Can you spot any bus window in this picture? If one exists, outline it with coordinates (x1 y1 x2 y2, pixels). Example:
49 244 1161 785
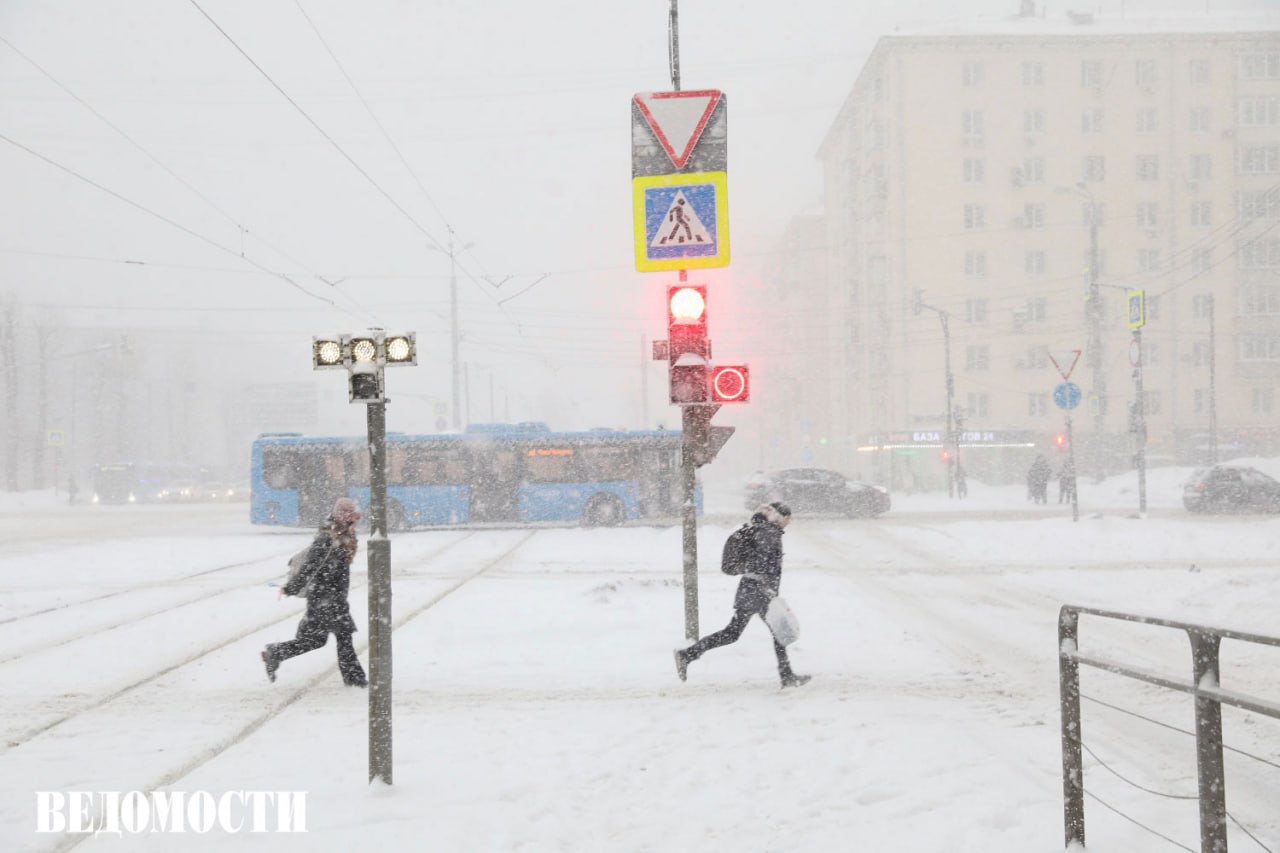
262 447 299 489
390 444 468 486
579 445 634 481
523 447 578 483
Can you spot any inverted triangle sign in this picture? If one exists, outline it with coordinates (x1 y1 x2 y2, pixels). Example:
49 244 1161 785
634 90 721 170
1049 349 1081 381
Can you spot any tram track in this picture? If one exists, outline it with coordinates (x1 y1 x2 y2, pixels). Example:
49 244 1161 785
0 531 485 757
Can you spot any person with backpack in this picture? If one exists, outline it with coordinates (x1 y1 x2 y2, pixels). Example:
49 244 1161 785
673 501 810 688
261 497 367 687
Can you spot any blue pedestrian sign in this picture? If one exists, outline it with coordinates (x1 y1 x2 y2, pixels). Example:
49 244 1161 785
632 171 729 271
1054 382 1082 410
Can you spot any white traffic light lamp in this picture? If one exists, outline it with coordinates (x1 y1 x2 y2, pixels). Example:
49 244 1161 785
385 334 416 365
313 336 345 369
350 337 379 363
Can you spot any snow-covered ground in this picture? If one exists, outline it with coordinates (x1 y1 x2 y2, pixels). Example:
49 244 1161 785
1 464 1278 852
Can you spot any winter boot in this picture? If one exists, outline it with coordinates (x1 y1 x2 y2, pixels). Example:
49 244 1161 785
261 646 279 683
781 673 811 688
673 649 690 682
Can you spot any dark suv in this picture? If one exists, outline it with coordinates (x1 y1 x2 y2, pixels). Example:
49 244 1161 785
1183 465 1280 514
745 468 890 518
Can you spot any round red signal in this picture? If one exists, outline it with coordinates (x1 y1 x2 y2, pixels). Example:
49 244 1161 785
711 365 748 402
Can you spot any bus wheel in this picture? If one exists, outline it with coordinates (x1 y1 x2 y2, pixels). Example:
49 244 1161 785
387 500 410 532
584 494 624 527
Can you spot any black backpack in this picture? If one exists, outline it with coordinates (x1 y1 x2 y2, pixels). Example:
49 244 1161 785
721 523 755 575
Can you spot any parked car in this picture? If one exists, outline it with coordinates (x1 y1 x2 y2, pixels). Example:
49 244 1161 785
200 481 234 502
1182 465 1280 514
745 468 890 518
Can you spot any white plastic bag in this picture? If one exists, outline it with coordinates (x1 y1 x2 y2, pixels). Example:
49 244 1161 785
764 596 800 646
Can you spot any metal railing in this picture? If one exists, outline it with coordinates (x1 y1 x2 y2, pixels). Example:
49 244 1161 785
1058 604 1280 852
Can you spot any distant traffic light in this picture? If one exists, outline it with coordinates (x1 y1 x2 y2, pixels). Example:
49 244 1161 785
1054 433 1068 448
710 365 749 403
668 285 710 404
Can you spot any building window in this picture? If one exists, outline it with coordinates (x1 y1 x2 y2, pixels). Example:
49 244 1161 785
1136 203 1158 229
1241 283 1280 313
1240 190 1280 220
1082 108 1104 133
1138 248 1161 273
1241 53 1280 80
1254 388 1276 414
1023 62 1045 86
1189 153 1212 181
1017 345 1048 369
1022 157 1045 184
1083 202 1105 226
1136 108 1157 133
1240 145 1280 174
1190 200 1212 227
1146 293 1161 320
1024 297 1047 322
1241 239 1280 270
1241 97 1280 127
965 345 990 371
1189 59 1210 85
1194 388 1207 414
1189 106 1210 132
963 109 985 136
1136 60 1158 88
963 62 984 87
1192 248 1213 274
1028 392 1049 416
1082 60 1103 89
1022 203 1046 229
1241 336 1280 362
1136 155 1159 181
1024 109 1045 133
1142 390 1162 416
964 204 986 229
963 158 985 183
1025 250 1046 274
965 298 988 323
1192 293 1213 319
1192 342 1211 368
964 251 987 278
1142 341 1160 366
1082 155 1105 182
967 392 990 418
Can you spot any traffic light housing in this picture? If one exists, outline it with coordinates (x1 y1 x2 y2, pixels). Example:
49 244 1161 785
668 285 710 404
710 365 749 403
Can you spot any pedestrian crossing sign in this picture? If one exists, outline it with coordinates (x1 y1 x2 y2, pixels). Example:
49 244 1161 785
632 171 729 271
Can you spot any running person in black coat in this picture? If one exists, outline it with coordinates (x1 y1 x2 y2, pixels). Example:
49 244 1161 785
262 497 367 687
674 501 810 688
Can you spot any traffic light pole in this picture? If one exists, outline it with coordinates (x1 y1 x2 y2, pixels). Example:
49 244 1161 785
1067 414 1079 523
1132 328 1147 515
680 404 699 641
367 400 393 784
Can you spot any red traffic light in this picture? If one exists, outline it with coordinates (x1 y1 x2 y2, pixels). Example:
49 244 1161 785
668 285 707 326
710 365 749 403
1054 433 1067 447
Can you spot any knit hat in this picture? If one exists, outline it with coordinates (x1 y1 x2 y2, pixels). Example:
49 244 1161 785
331 497 362 526
757 501 792 526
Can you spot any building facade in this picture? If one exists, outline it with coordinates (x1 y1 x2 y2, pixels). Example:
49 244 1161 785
814 17 1280 490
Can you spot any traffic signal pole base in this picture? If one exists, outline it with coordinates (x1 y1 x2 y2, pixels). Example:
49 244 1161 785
368 536 393 785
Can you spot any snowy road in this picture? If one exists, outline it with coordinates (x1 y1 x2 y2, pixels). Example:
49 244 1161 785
0 494 1278 852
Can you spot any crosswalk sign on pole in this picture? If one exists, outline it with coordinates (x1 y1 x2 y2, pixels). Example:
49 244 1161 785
632 171 729 271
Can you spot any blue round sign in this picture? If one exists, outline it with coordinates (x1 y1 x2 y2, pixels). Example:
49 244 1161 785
1054 382 1082 410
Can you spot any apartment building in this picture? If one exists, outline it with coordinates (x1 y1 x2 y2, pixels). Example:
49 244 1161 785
811 13 1280 489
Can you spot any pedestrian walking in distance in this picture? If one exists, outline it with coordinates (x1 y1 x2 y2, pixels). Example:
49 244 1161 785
262 497 367 687
674 501 810 688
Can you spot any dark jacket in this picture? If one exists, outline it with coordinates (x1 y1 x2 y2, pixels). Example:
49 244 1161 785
284 528 357 634
733 513 785 614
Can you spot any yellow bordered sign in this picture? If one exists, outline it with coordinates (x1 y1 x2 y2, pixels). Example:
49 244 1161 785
1127 289 1146 329
632 171 729 272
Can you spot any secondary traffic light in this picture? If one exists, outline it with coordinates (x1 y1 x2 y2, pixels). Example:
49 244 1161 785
1054 433 1068 448
710 365 749 403
668 285 710 404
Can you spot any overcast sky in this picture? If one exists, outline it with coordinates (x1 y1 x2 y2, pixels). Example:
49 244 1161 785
2 0 1271 432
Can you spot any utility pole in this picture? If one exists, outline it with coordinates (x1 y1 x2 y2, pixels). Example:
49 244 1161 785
913 290 956 498
1132 328 1147 514
448 232 461 431
668 0 681 91
366 399 392 784
1208 294 1218 465
1085 200 1105 480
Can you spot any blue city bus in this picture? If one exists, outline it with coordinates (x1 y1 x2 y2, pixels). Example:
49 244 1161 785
249 423 696 529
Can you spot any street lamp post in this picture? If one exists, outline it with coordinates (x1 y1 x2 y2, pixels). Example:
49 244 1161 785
1058 183 1106 479
312 331 417 785
913 290 957 498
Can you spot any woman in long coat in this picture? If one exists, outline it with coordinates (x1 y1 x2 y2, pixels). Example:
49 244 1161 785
262 497 367 687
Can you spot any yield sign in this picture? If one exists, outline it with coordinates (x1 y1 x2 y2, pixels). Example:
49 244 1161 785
633 90 722 170
1049 349 1082 381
